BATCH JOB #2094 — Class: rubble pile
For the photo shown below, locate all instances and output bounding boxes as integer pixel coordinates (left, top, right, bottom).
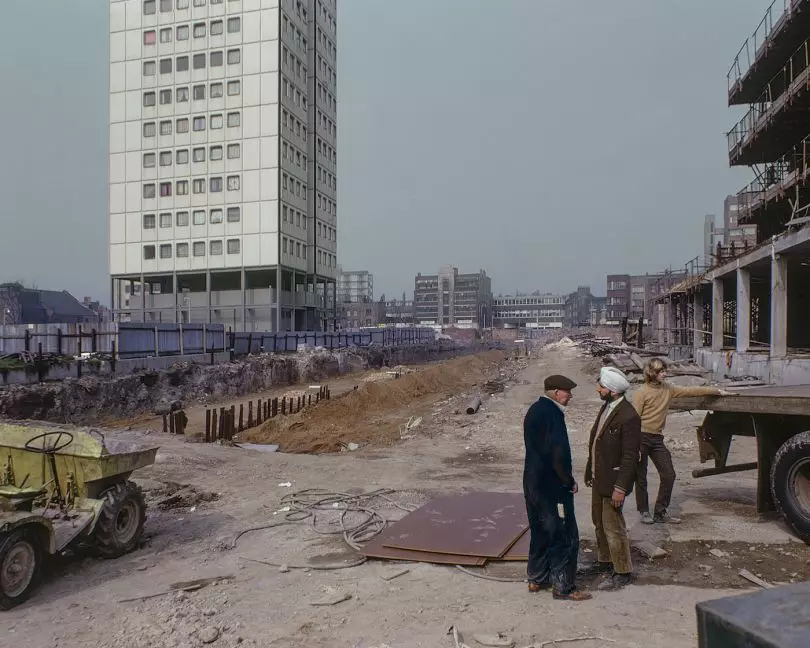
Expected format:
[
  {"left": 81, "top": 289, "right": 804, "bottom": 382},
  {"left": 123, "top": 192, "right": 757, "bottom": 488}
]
[
  {"left": 558, "top": 334, "right": 709, "bottom": 383},
  {"left": 0, "top": 342, "right": 466, "bottom": 425}
]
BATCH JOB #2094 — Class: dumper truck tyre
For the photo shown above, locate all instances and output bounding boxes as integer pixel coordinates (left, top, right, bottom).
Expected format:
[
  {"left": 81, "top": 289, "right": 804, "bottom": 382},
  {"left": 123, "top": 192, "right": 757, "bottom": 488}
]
[
  {"left": 94, "top": 481, "right": 146, "bottom": 557},
  {"left": 0, "top": 528, "right": 42, "bottom": 610},
  {"left": 771, "top": 431, "right": 810, "bottom": 544}
]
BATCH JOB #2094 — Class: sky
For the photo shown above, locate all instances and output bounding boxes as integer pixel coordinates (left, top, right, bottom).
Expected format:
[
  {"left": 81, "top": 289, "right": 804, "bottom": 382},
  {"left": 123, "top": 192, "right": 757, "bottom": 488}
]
[{"left": 0, "top": 0, "right": 769, "bottom": 303}]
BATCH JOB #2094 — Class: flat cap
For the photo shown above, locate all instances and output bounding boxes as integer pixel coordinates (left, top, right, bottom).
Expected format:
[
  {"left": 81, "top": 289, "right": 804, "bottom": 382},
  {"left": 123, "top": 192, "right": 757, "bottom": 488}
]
[{"left": 544, "top": 374, "right": 577, "bottom": 391}]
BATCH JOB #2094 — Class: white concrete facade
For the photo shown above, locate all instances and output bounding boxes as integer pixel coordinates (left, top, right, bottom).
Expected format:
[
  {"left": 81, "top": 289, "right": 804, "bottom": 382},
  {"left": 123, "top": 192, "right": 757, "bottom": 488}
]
[{"left": 109, "top": 0, "right": 337, "bottom": 330}]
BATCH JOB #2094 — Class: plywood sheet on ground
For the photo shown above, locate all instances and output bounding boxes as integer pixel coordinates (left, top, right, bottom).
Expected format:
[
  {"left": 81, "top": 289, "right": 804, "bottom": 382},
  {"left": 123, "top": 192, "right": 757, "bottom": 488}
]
[
  {"left": 382, "top": 492, "right": 528, "bottom": 558},
  {"left": 361, "top": 526, "right": 486, "bottom": 566},
  {"left": 498, "top": 527, "right": 529, "bottom": 561}
]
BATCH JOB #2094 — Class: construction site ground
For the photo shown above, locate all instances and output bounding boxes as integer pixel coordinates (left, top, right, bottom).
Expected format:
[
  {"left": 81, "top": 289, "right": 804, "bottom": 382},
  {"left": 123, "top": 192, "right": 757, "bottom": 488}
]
[{"left": 4, "top": 344, "right": 808, "bottom": 648}]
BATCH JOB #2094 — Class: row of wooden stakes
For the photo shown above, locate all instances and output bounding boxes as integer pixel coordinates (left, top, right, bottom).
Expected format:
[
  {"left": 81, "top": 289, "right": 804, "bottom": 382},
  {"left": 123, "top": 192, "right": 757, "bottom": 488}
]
[{"left": 202, "top": 384, "right": 331, "bottom": 443}]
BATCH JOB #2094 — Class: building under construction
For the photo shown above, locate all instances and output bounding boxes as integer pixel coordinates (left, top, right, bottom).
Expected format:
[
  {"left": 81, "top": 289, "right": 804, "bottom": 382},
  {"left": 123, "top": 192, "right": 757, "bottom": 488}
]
[{"left": 655, "top": 0, "right": 810, "bottom": 383}]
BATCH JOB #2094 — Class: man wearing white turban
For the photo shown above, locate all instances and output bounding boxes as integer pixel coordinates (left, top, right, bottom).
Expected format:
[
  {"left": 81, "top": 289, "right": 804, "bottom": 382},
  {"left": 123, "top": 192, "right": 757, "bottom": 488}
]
[{"left": 583, "top": 366, "right": 641, "bottom": 591}]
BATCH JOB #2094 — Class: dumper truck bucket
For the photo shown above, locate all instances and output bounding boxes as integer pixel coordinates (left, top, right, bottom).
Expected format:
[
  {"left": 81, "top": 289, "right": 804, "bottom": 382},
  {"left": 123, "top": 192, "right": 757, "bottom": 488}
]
[{"left": 0, "top": 423, "right": 158, "bottom": 500}]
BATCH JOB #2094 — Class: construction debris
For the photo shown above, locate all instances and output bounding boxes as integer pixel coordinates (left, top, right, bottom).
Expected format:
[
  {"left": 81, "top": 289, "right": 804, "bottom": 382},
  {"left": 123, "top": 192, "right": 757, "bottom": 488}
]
[
  {"left": 472, "top": 633, "right": 515, "bottom": 647},
  {"left": 739, "top": 569, "right": 775, "bottom": 589},
  {"left": 633, "top": 541, "right": 669, "bottom": 559},
  {"left": 117, "top": 574, "right": 235, "bottom": 603},
  {"left": 379, "top": 567, "right": 410, "bottom": 582},
  {"left": 466, "top": 396, "right": 482, "bottom": 415},
  {"left": 309, "top": 592, "right": 352, "bottom": 606}
]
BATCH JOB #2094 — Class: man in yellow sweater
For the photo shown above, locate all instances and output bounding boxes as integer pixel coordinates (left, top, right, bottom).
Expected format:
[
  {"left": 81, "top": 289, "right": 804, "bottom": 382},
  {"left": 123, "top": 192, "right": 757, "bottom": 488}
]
[{"left": 632, "top": 358, "right": 733, "bottom": 524}]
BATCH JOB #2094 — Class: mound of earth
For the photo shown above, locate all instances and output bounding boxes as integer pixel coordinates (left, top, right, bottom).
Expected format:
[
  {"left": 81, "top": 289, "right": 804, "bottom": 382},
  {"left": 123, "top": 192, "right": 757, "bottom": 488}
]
[{"left": 238, "top": 351, "right": 506, "bottom": 453}]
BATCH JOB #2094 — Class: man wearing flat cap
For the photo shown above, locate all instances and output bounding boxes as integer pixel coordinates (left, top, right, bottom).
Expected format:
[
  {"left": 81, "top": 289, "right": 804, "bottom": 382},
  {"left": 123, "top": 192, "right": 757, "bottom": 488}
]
[
  {"left": 583, "top": 366, "right": 641, "bottom": 591},
  {"left": 522, "top": 374, "right": 591, "bottom": 602}
]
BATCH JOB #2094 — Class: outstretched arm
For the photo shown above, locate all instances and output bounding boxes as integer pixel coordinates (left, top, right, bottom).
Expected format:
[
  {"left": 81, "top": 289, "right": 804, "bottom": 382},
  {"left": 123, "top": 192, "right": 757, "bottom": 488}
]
[{"left": 669, "top": 384, "right": 722, "bottom": 398}]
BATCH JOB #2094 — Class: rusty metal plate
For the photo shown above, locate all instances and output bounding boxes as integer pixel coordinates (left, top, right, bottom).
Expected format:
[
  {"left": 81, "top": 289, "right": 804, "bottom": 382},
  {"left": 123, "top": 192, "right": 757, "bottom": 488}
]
[
  {"left": 498, "top": 528, "right": 529, "bottom": 561},
  {"left": 382, "top": 492, "right": 528, "bottom": 558},
  {"left": 361, "top": 526, "right": 486, "bottom": 566}
]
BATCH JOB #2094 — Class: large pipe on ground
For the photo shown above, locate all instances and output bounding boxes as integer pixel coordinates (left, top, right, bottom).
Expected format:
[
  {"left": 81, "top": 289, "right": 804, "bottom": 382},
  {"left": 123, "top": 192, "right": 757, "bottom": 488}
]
[
  {"left": 692, "top": 462, "right": 758, "bottom": 478},
  {"left": 466, "top": 397, "right": 482, "bottom": 415}
]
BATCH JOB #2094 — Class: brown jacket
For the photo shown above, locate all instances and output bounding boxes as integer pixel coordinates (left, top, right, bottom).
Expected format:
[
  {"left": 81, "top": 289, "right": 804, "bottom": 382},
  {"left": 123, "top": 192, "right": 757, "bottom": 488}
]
[{"left": 584, "top": 398, "right": 642, "bottom": 498}]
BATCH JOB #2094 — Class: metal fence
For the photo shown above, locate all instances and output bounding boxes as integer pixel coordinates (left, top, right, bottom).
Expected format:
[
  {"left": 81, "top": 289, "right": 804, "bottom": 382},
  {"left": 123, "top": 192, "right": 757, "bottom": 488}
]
[
  {"left": 0, "top": 322, "right": 437, "bottom": 360},
  {"left": 231, "top": 327, "right": 437, "bottom": 355},
  {"left": 0, "top": 323, "right": 117, "bottom": 356},
  {"left": 116, "top": 323, "right": 227, "bottom": 358}
]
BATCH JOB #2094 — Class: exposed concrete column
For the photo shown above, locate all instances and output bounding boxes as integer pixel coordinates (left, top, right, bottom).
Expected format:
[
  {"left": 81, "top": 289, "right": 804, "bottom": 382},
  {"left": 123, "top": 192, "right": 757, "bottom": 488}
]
[
  {"left": 668, "top": 298, "right": 678, "bottom": 345},
  {"left": 292, "top": 270, "right": 297, "bottom": 332},
  {"left": 206, "top": 270, "right": 212, "bottom": 324},
  {"left": 140, "top": 273, "right": 146, "bottom": 323},
  {"left": 771, "top": 254, "right": 788, "bottom": 358},
  {"left": 711, "top": 278, "right": 724, "bottom": 351},
  {"left": 657, "top": 302, "right": 667, "bottom": 344},
  {"left": 693, "top": 289, "right": 705, "bottom": 351},
  {"left": 240, "top": 269, "right": 246, "bottom": 332},
  {"left": 736, "top": 267, "right": 751, "bottom": 353},
  {"left": 173, "top": 273, "right": 179, "bottom": 323}
]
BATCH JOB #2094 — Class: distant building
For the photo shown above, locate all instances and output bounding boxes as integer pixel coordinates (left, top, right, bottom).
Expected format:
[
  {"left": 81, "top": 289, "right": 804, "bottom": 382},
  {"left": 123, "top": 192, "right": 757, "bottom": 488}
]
[
  {"left": 589, "top": 296, "right": 607, "bottom": 326},
  {"left": 414, "top": 266, "right": 492, "bottom": 329},
  {"left": 109, "top": 0, "right": 339, "bottom": 332},
  {"left": 82, "top": 297, "right": 111, "bottom": 323},
  {"left": 704, "top": 214, "right": 724, "bottom": 267},
  {"left": 0, "top": 283, "right": 98, "bottom": 325},
  {"left": 606, "top": 274, "right": 630, "bottom": 325},
  {"left": 341, "top": 302, "right": 379, "bottom": 329},
  {"left": 606, "top": 272, "right": 687, "bottom": 325},
  {"left": 493, "top": 293, "right": 566, "bottom": 328},
  {"left": 722, "top": 194, "right": 757, "bottom": 252},
  {"left": 564, "top": 286, "right": 596, "bottom": 327},
  {"left": 337, "top": 268, "right": 373, "bottom": 304},
  {"left": 380, "top": 295, "right": 414, "bottom": 326}
]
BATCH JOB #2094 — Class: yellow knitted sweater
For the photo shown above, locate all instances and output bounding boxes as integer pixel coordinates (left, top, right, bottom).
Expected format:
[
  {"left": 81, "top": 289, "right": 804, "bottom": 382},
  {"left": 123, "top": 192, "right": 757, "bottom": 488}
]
[{"left": 631, "top": 382, "right": 720, "bottom": 434}]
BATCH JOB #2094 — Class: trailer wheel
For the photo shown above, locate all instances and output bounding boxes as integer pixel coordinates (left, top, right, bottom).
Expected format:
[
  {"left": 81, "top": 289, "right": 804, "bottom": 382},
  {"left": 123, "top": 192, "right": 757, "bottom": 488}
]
[
  {"left": 771, "top": 431, "right": 810, "bottom": 544},
  {"left": 94, "top": 481, "right": 146, "bottom": 558},
  {"left": 0, "top": 528, "right": 42, "bottom": 610}
]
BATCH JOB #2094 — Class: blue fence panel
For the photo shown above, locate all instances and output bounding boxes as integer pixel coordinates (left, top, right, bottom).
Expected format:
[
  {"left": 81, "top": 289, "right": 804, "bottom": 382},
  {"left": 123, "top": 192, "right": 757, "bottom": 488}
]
[
  {"left": 117, "top": 323, "right": 225, "bottom": 358},
  {"left": 227, "top": 327, "right": 436, "bottom": 356}
]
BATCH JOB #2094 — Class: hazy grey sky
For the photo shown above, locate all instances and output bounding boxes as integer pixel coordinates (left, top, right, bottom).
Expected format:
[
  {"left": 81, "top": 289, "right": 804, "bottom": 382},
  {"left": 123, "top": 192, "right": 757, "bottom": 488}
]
[{"left": 0, "top": 0, "right": 767, "bottom": 302}]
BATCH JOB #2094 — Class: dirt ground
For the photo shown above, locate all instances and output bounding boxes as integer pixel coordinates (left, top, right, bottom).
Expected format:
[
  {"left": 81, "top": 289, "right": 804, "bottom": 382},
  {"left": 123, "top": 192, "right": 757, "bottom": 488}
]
[{"left": 3, "top": 344, "right": 808, "bottom": 648}]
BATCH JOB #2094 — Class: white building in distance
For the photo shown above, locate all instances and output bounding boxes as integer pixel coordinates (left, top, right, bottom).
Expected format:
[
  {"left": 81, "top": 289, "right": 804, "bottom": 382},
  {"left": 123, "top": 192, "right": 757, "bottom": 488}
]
[{"left": 108, "top": 0, "right": 337, "bottom": 331}]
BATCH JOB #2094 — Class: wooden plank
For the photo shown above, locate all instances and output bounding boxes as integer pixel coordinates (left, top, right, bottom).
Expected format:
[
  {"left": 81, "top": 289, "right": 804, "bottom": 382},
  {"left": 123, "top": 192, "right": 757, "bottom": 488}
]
[{"left": 669, "top": 385, "right": 810, "bottom": 416}]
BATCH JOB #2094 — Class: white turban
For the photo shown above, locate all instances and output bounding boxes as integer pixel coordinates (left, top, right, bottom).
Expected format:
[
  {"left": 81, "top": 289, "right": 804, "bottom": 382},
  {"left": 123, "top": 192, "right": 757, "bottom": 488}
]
[{"left": 599, "top": 367, "right": 630, "bottom": 394}]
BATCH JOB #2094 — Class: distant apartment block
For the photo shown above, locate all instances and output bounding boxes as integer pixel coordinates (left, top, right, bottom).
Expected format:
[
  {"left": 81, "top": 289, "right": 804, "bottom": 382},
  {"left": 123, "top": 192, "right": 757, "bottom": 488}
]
[
  {"left": 381, "top": 296, "right": 414, "bottom": 326},
  {"left": 605, "top": 274, "right": 630, "bottom": 325},
  {"left": 414, "top": 266, "right": 492, "bottom": 329},
  {"left": 589, "top": 296, "right": 607, "bottom": 326},
  {"left": 337, "top": 268, "right": 373, "bottom": 303},
  {"left": 723, "top": 194, "right": 757, "bottom": 252},
  {"left": 341, "top": 302, "right": 378, "bottom": 329},
  {"left": 605, "top": 272, "right": 686, "bottom": 325},
  {"left": 493, "top": 293, "right": 566, "bottom": 328},
  {"left": 564, "top": 286, "right": 596, "bottom": 328},
  {"left": 108, "top": 0, "right": 338, "bottom": 332}
]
